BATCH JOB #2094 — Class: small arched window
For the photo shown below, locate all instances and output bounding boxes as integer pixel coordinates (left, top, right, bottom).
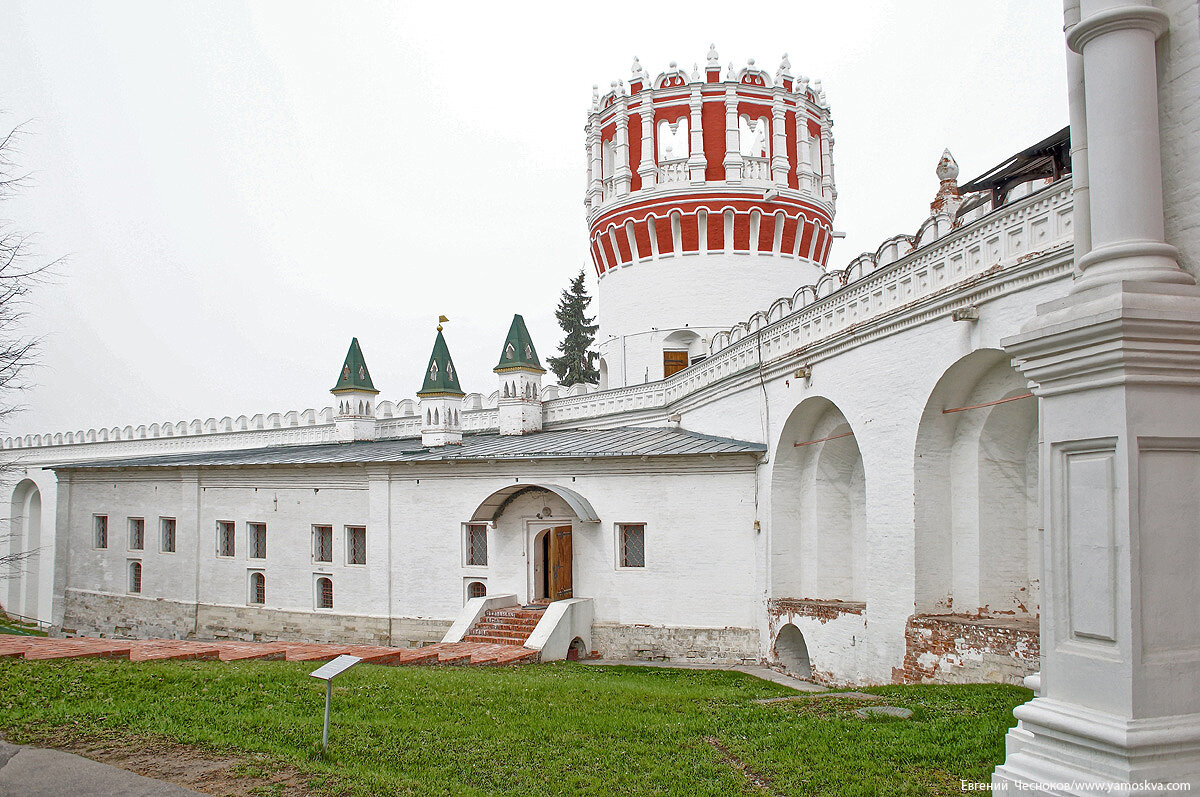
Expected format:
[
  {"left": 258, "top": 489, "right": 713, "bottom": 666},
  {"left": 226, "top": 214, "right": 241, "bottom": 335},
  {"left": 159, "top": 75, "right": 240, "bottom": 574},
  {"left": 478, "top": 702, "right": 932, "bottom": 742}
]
[
  {"left": 128, "top": 561, "right": 142, "bottom": 594},
  {"left": 316, "top": 577, "right": 333, "bottom": 609},
  {"left": 250, "top": 572, "right": 265, "bottom": 605},
  {"left": 468, "top": 581, "right": 486, "bottom": 600}
]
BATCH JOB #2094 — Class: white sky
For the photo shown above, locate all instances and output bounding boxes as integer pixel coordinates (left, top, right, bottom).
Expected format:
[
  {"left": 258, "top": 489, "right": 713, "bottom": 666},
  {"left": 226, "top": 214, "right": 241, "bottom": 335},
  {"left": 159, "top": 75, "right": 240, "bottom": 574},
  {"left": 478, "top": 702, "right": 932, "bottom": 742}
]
[{"left": 3, "top": 1, "right": 1067, "bottom": 436}]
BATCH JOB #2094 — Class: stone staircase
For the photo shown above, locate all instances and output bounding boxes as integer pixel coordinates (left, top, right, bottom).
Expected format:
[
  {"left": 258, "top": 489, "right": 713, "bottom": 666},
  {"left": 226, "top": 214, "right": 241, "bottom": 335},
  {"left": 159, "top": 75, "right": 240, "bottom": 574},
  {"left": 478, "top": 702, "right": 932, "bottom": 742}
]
[
  {"left": 461, "top": 606, "right": 546, "bottom": 646},
  {"left": 0, "top": 635, "right": 536, "bottom": 667}
]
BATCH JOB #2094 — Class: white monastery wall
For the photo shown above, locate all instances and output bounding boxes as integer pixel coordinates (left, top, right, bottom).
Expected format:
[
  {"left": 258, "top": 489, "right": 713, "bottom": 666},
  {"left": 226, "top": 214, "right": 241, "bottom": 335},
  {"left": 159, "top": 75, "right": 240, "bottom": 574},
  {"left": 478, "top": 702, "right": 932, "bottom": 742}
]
[{"left": 2, "top": 135, "right": 1072, "bottom": 683}]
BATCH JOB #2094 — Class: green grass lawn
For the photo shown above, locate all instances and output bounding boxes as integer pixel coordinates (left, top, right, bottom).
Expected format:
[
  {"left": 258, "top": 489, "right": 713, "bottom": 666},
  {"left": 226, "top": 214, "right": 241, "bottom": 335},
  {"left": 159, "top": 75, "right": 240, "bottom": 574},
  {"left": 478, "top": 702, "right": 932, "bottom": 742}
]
[{"left": 0, "top": 659, "right": 1028, "bottom": 796}]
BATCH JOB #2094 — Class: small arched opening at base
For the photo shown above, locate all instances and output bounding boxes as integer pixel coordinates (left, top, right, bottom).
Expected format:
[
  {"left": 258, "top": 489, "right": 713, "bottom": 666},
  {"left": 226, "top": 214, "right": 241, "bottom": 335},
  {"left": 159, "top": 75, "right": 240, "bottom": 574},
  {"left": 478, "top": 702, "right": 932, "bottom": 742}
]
[
  {"left": 775, "top": 623, "right": 812, "bottom": 680},
  {"left": 567, "top": 636, "right": 588, "bottom": 661}
]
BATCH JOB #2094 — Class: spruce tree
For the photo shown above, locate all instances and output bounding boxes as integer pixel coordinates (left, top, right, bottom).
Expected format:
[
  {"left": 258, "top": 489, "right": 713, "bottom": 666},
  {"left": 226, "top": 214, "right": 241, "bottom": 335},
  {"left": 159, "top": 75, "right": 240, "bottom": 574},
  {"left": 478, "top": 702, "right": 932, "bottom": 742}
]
[{"left": 547, "top": 269, "right": 599, "bottom": 386}]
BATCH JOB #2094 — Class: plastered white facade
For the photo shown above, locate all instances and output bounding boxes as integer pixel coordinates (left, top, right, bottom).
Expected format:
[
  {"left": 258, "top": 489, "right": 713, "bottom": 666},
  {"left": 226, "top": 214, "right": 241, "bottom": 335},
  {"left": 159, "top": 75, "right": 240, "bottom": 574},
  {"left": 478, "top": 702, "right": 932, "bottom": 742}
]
[{"left": 5, "top": 24, "right": 1200, "bottom": 787}]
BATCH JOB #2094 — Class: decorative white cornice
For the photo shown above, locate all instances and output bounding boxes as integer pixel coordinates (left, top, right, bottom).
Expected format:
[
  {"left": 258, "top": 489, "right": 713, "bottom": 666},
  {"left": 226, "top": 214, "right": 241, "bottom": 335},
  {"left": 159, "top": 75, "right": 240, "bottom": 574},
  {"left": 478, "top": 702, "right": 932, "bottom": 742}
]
[{"left": 1066, "top": 4, "right": 1170, "bottom": 52}]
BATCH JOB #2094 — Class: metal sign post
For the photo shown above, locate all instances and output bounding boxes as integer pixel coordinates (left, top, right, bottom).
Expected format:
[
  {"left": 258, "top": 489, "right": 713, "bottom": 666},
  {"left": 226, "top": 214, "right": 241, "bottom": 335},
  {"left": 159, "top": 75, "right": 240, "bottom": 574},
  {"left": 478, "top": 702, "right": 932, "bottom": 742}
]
[{"left": 309, "top": 654, "right": 361, "bottom": 753}]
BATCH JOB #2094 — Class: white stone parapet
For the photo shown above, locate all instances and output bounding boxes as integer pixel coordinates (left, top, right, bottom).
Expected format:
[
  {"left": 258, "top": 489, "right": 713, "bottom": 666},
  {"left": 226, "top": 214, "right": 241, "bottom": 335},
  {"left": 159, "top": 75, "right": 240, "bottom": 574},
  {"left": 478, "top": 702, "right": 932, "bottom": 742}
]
[
  {"left": 546, "top": 178, "right": 1072, "bottom": 427},
  {"left": 10, "top": 179, "right": 1072, "bottom": 459}
]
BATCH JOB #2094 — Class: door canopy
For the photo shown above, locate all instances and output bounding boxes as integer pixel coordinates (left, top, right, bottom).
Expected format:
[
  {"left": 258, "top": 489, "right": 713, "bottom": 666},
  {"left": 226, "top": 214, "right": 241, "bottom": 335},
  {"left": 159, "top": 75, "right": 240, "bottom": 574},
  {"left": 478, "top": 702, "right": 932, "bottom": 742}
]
[{"left": 470, "top": 483, "right": 599, "bottom": 523}]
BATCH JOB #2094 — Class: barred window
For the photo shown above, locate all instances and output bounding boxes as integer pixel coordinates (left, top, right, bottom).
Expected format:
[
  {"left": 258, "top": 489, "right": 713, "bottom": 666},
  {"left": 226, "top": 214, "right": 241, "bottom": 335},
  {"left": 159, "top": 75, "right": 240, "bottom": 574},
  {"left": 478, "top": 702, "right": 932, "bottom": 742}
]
[
  {"left": 249, "top": 572, "right": 265, "bottom": 605},
  {"left": 128, "top": 561, "right": 142, "bottom": 593},
  {"left": 346, "top": 526, "right": 366, "bottom": 565},
  {"left": 467, "top": 581, "right": 486, "bottom": 600},
  {"left": 216, "top": 521, "right": 235, "bottom": 557},
  {"left": 128, "top": 517, "right": 145, "bottom": 550},
  {"left": 619, "top": 523, "right": 646, "bottom": 568},
  {"left": 465, "top": 523, "right": 488, "bottom": 567},
  {"left": 248, "top": 523, "right": 267, "bottom": 559},
  {"left": 313, "top": 525, "right": 333, "bottom": 563},
  {"left": 94, "top": 515, "right": 108, "bottom": 549},
  {"left": 316, "top": 576, "right": 334, "bottom": 609},
  {"left": 160, "top": 518, "right": 176, "bottom": 553}
]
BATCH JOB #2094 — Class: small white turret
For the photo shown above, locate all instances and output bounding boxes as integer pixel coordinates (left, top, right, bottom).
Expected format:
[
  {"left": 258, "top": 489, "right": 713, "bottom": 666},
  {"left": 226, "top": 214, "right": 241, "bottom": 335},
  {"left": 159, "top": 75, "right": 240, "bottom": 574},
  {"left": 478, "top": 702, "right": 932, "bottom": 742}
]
[
  {"left": 417, "top": 323, "right": 464, "bottom": 447},
  {"left": 494, "top": 314, "right": 545, "bottom": 436},
  {"left": 330, "top": 337, "right": 379, "bottom": 442}
]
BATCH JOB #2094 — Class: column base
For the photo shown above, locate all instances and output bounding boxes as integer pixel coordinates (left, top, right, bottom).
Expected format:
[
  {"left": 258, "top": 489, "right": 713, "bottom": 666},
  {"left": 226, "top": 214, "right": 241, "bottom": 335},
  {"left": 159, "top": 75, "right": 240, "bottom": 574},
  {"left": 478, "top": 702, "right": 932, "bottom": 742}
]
[{"left": 993, "top": 698, "right": 1200, "bottom": 793}]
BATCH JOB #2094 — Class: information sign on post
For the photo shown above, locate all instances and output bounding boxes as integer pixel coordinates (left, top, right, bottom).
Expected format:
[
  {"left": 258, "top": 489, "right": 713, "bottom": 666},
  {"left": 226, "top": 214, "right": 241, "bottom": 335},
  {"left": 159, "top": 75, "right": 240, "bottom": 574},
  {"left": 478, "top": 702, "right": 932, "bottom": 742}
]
[{"left": 310, "top": 654, "right": 362, "bottom": 753}]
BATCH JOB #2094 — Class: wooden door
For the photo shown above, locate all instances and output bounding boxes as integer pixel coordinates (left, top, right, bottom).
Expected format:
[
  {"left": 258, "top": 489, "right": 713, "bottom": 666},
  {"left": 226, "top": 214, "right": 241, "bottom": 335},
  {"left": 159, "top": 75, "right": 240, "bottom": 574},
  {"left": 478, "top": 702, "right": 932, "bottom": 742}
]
[
  {"left": 663, "top": 350, "right": 689, "bottom": 377},
  {"left": 549, "top": 525, "right": 573, "bottom": 600}
]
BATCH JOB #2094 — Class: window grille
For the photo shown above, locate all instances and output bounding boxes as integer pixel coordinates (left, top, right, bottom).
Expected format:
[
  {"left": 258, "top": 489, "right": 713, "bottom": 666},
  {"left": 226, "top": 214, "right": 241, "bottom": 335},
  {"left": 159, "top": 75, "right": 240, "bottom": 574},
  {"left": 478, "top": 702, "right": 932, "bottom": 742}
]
[
  {"left": 128, "top": 561, "right": 142, "bottom": 593},
  {"left": 250, "top": 572, "right": 265, "bottom": 605},
  {"left": 313, "top": 525, "right": 333, "bottom": 563},
  {"left": 619, "top": 523, "right": 646, "bottom": 568},
  {"left": 468, "top": 581, "right": 486, "bottom": 599},
  {"left": 216, "top": 521, "right": 235, "bottom": 557},
  {"left": 94, "top": 515, "right": 108, "bottom": 549},
  {"left": 248, "top": 523, "right": 267, "bottom": 559},
  {"left": 347, "top": 526, "right": 366, "bottom": 565},
  {"left": 128, "top": 517, "right": 144, "bottom": 550},
  {"left": 465, "top": 523, "right": 488, "bottom": 566},
  {"left": 160, "top": 518, "right": 176, "bottom": 553},
  {"left": 316, "top": 577, "right": 333, "bottom": 609}
]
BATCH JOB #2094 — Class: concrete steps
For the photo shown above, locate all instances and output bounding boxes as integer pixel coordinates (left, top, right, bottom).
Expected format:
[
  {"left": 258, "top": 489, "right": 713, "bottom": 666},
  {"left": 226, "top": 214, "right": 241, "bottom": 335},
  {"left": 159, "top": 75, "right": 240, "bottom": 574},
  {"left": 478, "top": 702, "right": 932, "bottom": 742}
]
[{"left": 0, "top": 636, "right": 536, "bottom": 668}]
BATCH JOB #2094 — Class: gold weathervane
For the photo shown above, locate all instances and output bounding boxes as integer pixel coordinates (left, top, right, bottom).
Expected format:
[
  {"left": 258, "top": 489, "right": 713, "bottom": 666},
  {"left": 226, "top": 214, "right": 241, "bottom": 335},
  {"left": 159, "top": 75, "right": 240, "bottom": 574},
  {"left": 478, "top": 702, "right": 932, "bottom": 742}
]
[{"left": 437, "top": 315, "right": 449, "bottom": 332}]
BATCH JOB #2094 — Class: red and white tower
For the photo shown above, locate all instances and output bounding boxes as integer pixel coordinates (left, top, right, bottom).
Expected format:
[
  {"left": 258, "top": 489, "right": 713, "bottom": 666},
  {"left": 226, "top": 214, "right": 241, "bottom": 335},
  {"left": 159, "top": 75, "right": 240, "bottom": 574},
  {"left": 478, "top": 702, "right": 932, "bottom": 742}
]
[{"left": 587, "top": 48, "right": 837, "bottom": 388}]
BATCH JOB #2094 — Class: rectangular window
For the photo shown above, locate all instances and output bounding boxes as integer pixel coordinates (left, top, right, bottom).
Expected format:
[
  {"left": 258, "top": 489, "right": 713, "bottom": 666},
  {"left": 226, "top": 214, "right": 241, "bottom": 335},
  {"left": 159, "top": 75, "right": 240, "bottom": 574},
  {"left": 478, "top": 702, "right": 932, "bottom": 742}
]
[
  {"left": 248, "top": 522, "right": 267, "bottom": 559},
  {"left": 216, "top": 521, "right": 235, "bottom": 558},
  {"left": 93, "top": 515, "right": 108, "bottom": 549},
  {"left": 160, "top": 517, "right": 176, "bottom": 553},
  {"left": 128, "top": 517, "right": 145, "bottom": 551},
  {"left": 346, "top": 526, "right": 366, "bottom": 565},
  {"left": 619, "top": 523, "right": 646, "bottom": 568},
  {"left": 663, "top": 350, "right": 689, "bottom": 378},
  {"left": 465, "top": 523, "right": 488, "bottom": 567},
  {"left": 313, "top": 525, "right": 333, "bottom": 563}
]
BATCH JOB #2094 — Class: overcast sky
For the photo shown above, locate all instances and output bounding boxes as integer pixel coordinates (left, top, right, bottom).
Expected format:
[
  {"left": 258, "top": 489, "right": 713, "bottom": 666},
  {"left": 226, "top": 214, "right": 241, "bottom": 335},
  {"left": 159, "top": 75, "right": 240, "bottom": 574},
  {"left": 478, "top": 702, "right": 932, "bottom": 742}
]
[{"left": 3, "top": 1, "right": 1067, "bottom": 437}]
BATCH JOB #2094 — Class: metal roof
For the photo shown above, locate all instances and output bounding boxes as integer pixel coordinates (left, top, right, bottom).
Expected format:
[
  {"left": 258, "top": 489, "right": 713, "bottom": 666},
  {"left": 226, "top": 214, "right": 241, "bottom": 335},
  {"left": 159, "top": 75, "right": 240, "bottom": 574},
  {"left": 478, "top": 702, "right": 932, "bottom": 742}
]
[
  {"left": 471, "top": 484, "right": 600, "bottom": 523},
  {"left": 50, "top": 427, "right": 766, "bottom": 471}
]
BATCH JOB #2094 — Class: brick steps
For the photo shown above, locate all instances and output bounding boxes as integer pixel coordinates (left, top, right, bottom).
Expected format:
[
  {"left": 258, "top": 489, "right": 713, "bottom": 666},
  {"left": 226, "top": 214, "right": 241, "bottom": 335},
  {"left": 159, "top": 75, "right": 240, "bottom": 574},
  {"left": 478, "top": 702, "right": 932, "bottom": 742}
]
[
  {"left": 0, "top": 636, "right": 537, "bottom": 668},
  {"left": 464, "top": 607, "right": 546, "bottom": 649}
]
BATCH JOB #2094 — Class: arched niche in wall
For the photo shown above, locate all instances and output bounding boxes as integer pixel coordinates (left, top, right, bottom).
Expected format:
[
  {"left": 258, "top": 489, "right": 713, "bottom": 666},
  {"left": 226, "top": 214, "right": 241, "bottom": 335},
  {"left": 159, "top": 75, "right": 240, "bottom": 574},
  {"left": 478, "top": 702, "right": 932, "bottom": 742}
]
[
  {"left": 770, "top": 396, "right": 866, "bottom": 602},
  {"left": 913, "top": 348, "right": 1039, "bottom": 618}
]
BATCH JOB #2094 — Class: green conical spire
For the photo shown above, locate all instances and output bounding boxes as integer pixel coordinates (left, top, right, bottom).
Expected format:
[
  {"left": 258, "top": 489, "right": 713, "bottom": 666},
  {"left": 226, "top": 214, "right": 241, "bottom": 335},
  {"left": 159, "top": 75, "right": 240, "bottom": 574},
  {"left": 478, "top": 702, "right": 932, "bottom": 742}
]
[
  {"left": 417, "top": 329, "right": 465, "bottom": 397},
  {"left": 331, "top": 337, "right": 379, "bottom": 394},
  {"left": 494, "top": 314, "right": 546, "bottom": 373}
]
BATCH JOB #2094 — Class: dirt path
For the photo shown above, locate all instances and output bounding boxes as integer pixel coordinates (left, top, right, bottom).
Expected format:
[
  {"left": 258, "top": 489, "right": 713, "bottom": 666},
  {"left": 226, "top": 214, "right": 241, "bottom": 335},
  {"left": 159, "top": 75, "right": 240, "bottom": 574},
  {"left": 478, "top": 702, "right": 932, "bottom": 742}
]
[{"left": 9, "top": 731, "right": 317, "bottom": 796}]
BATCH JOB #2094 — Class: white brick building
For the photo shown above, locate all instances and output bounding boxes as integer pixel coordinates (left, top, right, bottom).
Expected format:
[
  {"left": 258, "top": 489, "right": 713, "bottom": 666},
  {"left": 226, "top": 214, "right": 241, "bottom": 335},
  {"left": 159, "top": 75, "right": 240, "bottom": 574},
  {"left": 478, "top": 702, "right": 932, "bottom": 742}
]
[{"left": 5, "top": 3, "right": 1200, "bottom": 787}]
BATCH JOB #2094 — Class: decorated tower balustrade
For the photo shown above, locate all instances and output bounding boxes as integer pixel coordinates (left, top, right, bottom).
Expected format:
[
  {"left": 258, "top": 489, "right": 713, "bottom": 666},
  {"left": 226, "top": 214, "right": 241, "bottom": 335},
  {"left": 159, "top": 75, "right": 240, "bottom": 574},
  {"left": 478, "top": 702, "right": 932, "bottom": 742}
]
[{"left": 588, "top": 47, "right": 838, "bottom": 389}]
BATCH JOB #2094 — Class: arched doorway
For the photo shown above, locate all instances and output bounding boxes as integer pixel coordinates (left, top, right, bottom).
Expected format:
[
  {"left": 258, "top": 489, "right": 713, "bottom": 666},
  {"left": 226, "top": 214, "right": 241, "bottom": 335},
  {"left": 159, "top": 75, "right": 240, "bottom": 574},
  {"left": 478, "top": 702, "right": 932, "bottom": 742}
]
[{"left": 469, "top": 483, "right": 599, "bottom": 606}]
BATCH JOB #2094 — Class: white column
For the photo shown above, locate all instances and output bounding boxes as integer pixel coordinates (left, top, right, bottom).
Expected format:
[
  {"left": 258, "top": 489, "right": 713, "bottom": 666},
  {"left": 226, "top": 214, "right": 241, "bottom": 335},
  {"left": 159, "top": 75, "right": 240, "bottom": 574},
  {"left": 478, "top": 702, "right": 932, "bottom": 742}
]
[
  {"left": 614, "top": 101, "right": 632, "bottom": 196},
  {"left": 1068, "top": 0, "right": 1185, "bottom": 288},
  {"left": 797, "top": 115, "right": 814, "bottom": 195},
  {"left": 637, "top": 102, "right": 656, "bottom": 191},
  {"left": 722, "top": 88, "right": 742, "bottom": 182},
  {"left": 994, "top": 2, "right": 1200, "bottom": 791},
  {"left": 770, "top": 98, "right": 789, "bottom": 185},
  {"left": 819, "top": 122, "right": 834, "bottom": 203},
  {"left": 687, "top": 86, "right": 707, "bottom": 183},
  {"left": 586, "top": 117, "right": 603, "bottom": 210}
]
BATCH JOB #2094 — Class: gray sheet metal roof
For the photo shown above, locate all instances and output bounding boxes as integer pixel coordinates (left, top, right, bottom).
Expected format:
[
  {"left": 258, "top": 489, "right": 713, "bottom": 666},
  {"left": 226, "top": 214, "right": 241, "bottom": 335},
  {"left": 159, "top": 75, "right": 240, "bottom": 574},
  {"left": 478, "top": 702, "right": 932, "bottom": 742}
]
[{"left": 51, "top": 427, "right": 766, "bottom": 471}]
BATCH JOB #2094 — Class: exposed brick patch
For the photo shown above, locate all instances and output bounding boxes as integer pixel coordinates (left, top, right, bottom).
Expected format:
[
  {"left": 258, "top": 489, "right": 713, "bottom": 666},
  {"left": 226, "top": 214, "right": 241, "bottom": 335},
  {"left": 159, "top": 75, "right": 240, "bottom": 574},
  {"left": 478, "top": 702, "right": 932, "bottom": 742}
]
[
  {"left": 768, "top": 598, "right": 866, "bottom": 624},
  {"left": 897, "top": 613, "right": 1039, "bottom": 685}
]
